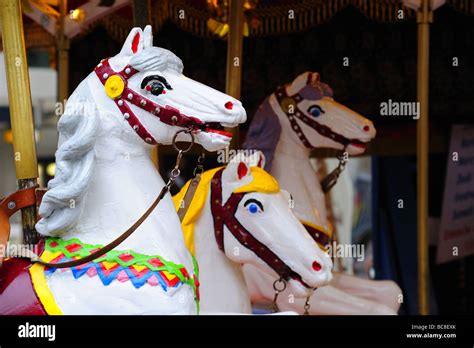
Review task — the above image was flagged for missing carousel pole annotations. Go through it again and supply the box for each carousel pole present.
[416,0,432,315]
[225,0,244,149]
[0,0,39,244]
[133,0,151,26]
[132,0,159,168]
[57,0,69,105]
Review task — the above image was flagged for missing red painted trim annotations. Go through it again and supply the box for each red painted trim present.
[131,32,140,53]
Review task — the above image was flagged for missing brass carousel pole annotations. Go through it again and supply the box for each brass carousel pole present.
[225,0,244,149]
[416,0,432,315]
[57,0,69,105]
[132,0,159,168]
[0,0,39,244]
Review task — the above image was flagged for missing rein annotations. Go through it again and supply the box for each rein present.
[274,87,349,193]
[1,130,194,269]
[209,168,312,287]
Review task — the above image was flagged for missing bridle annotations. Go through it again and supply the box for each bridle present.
[209,168,315,314]
[210,168,307,283]
[274,86,349,193]
[8,57,209,267]
[274,86,353,150]
[94,58,204,145]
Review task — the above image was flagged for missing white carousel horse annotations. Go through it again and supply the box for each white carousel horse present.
[1,25,246,315]
[243,72,402,314]
[173,153,333,313]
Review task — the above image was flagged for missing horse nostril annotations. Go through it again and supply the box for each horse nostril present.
[363,125,370,132]
[312,261,322,272]
[225,101,233,110]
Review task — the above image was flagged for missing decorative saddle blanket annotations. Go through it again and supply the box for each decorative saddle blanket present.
[0,237,200,315]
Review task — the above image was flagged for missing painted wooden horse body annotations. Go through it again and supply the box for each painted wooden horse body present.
[0,26,246,315]
[173,153,333,313]
[243,72,402,314]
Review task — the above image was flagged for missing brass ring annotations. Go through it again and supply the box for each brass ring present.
[172,129,195,153]
[273,278,287,292]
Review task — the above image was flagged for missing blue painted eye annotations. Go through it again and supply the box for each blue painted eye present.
[247,203,260,214]
[244,199,264,214]
[308,105,324,117]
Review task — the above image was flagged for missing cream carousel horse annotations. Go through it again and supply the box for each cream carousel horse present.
[173,153,333,313]
[0,26,246,315]
[243,72,401,314]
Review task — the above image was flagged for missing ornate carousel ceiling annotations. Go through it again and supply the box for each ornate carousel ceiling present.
[1,0,473,50]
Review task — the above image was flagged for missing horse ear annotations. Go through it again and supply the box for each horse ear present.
[245,151,266,169]
[286,71,319,95]
[143,25,153,48]
[120,27,144,56]
[307,72,320,85]
[256,151,266,169]
[223,159,251,183]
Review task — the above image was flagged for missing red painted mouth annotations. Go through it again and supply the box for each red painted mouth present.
[349,139,368,149]
[203,122,233,138]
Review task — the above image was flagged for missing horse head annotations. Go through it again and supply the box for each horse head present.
[210,152,333,297]
[277,72,375,155]
[37,25,247,237]
[95,25,246,151]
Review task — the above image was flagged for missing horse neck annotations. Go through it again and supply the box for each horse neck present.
[268,94,330,230]
[60,78,193,271]
[193,193,252,313]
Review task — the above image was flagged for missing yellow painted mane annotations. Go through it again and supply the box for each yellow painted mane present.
[173,166,280,255]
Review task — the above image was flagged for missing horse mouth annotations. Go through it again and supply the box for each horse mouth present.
[290,273,313,289]
[200,122,233,138]
[349,139,369,149]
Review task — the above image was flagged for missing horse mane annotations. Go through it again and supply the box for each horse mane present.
[173,166,279,256]
[36,82,100,236]
[242,97,281,171]
[35,45,185,237]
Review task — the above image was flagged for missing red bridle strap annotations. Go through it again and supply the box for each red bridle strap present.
[94,59,203,145]
[302,223,332,248]
[275,87,351,149]
[210,168,311,287]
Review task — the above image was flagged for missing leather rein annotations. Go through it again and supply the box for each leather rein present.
[0,56,206,269]
[210,168,312,288]
[0,138,189,269]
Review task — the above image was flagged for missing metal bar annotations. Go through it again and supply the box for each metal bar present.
[0,0,39,244]
[57,0,69,105]
[225,0,244,150]
[133,0,151,28]
[416,0,432,315]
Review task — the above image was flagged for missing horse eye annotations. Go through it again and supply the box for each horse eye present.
[308,105,324,117]
[150,82,164,96]
[247,203,261,214]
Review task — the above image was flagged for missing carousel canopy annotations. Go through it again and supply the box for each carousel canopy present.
[1,0,473,51]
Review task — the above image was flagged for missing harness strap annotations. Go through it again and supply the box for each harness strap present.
[1,185,170,269]
[210,169,310,285]
[0,187,37,267]
[274,87,351,149]
[302,223,332,248]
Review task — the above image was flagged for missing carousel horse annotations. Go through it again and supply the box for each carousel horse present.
[173,153,333,313]
[0,25,246,315]
[243,72,402,314]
